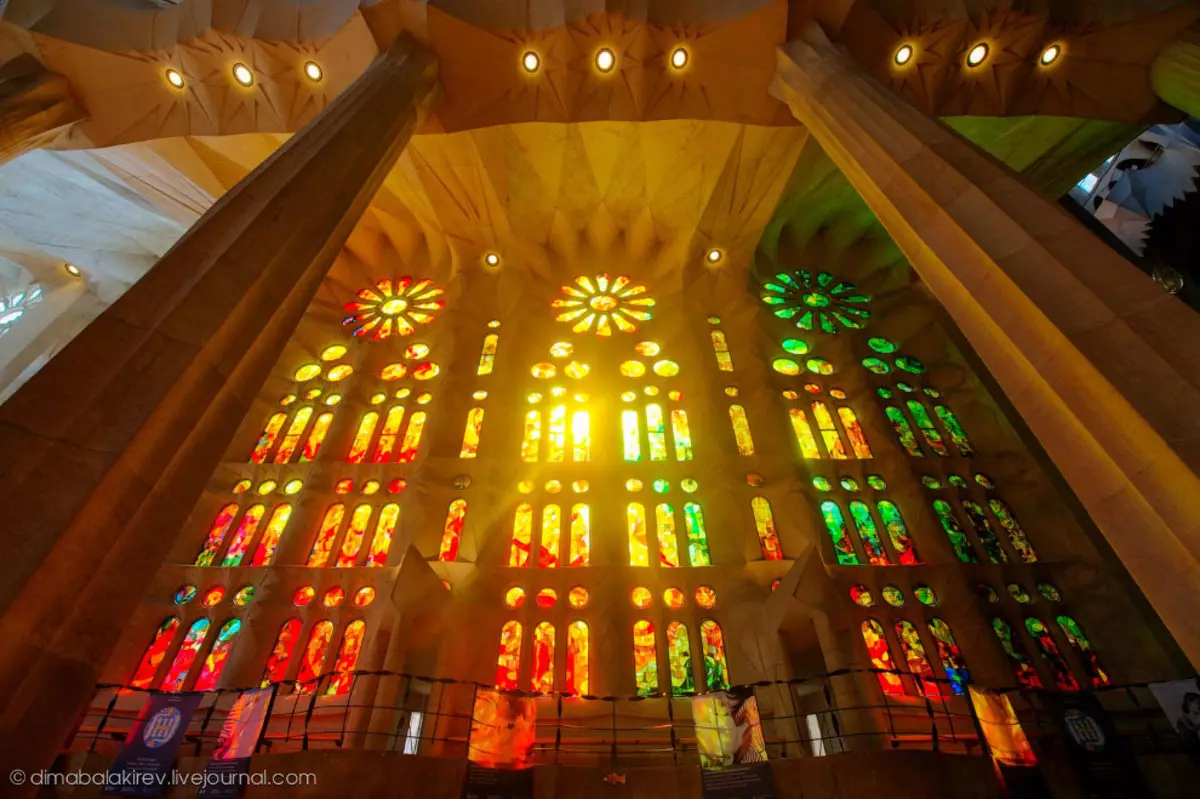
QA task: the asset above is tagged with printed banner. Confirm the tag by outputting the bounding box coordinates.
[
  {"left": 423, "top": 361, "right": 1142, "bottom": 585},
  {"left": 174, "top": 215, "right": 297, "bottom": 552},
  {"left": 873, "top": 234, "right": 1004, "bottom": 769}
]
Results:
[
  {"left": 1149, "top": 678, "right": 1200, "bottom": 760},
  {"left": 692, "top": 687, "right": 768, "bottom": 770},
  {"left": 461, "top": 762, "right": 534, "bottom": 799},
  {"left": 466, "top": 689, "right": 537, "bottom": 769},
  {"left": 197, "top": 685, "right": 277, "bottom": 798},
  {"left": 105, "top": 691, "right": 204, "bottom": 796},
  {"left": 968, "top": 687, "right": 1037, "bottom": 767},
  {"left": 699, "top": 762, "right": 775, "bottom": 799},
  {"left": 1040, "top": 691, "right": 1146, "bottom": 798}
]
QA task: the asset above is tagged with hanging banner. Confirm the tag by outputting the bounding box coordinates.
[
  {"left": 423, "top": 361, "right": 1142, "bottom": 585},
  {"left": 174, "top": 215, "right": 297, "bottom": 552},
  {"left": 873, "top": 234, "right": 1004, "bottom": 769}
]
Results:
[
  {"left": 692, "top": 687, "right": 768, "bottom": 769},
  {"left": 105, "top": 691, "right": 203, "bottom": 797},
  {"left": 1149, "top": 678, "right": 1200, "bottom": 760},
  {"left": 969, "top": 687, "right": 1037, "bottom": 767},
  {"left": 197, "top": 685, "right": 277, "bottom": 798},
  {"left": 461, "top": 762, "right": 534, "bottom": 799},
  {"left": 466, "top": 689, "right": 537, "bottom": 768},
  {"left": 1040, "top": 691, "right": 1146, "bottom": 798}
]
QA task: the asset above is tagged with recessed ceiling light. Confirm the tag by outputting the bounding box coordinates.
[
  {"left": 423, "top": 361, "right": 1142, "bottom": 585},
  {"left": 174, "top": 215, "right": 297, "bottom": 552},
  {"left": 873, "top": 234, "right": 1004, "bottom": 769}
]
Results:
[
  {"left": 304, "top": 61, "right": 323, "bottom": 82},
  {"left": 165, "top": 68, "right": 185, "bottom": 89},
  {"left": 966, "top": 43, "right": 989, "bottom": 67},
  {"left": 596, "top": 48, "right": 616, "bottom": 73},
  {"left": 670, "top": 47, "right": 688, "bottom": 70},
  {"left": 522, "top": 51, "right": 540, "bottom": 73},
  {"left": 484, "top": 252, "right": 501, "bottom": 267},
  {"left": 232, "top": 63, "right": 254, "bottom": 87},
  {"left": 64, "top": 263, "right": 82, "bottom": 277},
  {"left": 705, "top": 248, "right": 723, "bottom": 265},
  {"left": 1040, "top": 44, "right": 1062, "bottom": 65},
  {"left": 894, "top": 44, "right": 914, "bottom": 66}
]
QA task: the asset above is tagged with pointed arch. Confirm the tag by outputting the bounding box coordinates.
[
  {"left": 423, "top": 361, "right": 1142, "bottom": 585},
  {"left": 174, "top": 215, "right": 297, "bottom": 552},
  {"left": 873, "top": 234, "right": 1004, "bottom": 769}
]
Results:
[
  {"left": 820, "top": 501, "right": 859, "bottom": 565},
  {"left": 848, "top": 500, "right": 888, "bottom": 565},
  {"left": 195, "top": 504, "right": 238, "bottom": 567},
  {"left": 366, "top": 504, "right": 399, "bottom": 567},
  {"left": 700, "top": 620, "right": 730, "bottom": 691},
  {"left": 531, "top": 622, "right": 555, "bottom": 694},
  {"left": 300, "top": 412, "right": 334, "bottom": 462},
  {"left": 861, "top": 619, "right": 903, "bottom": 696},
  {"left": 250, "top": 412, "right": 288, "bottom": 463},
  {"left": 927, "top": 618, "right": 970, "bottom": 695},
  {"left": 221, "top": 504, "right": 265, "bottom": 567},
  {"left": 627, "top": 503, "right": 649, "bottom": 566},
  {"left": 326, "top": 621, "right": 367, "bottom": 696},
  {"left": 876, "top": 501, "right": 917, "bottom": 564},
  {"left": 295, "top": 620, "right": 334, "bottom": 695},
  {"left": 539, "top": 505, "right": 561, "bottom": 568},
  {"left": 335, "top": 504, "right": 374, "bottom": 567},
  {"left": 261, "top": 619, "right": 302, "bottom": 687},
  {"left": 347, "top": 411, "right": 379, "bottom": 464},
  {"left": 194, "top": 619, "right": 243, "bottom": 691},
  {"left": 509, "top": 503, "right": 532, "bottom": 567},
  {"left": 307, "top": 504, "right": 345, "bottom": 567},
  {"left": 666, "top": 622, "right": 696, "bottom": 695},
  {"left": 1056, "top": 615, "right": 1110, "bottom": 687},
  {"left": 991, "top": 618, "right": 1043, "bottom": 689},
  {"left": 750, "top": 497, "right": 783, "bottom": 560},
  {"left": 438, "top": 499, "right": 467, "bottom": 562},
  {"left": 250, "top": 504, "right": 293, "bottom": 566},
  {"left": 162, "top": 618, "right": 211, "bottom": 691},
  {"left": 656, "top": 503, "right": 680, "bottom": 567},
  {"left": 1025, "top": 617, "right": 1080, "bottom": 691},
  {"left": 633, "top": 620, "right": 658, "bottom": 696},
  {"left": 274, "top": 407, "right": 314, "bottom": 463},
  {"left": 683, "top": 502, "right": 711, "bottom": 566},
  {"left": 894, "top": 620, "right": 939, "bottom": 697},
  {"left": 566, "top": 621, "right": 589, "bottom": 695},
  {"left": 130, "top": 617, "right": 180, "bottom": 689},
  {"left": 569, "top": 504, "right": 590, "bottom": 567},
  {"left": 495, "top": 620, "right": 522, "bottom": 690}
]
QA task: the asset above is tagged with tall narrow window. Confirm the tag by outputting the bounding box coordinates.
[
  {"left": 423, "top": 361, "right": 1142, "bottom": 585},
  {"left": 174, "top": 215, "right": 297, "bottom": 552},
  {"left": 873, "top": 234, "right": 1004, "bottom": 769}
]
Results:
[
  {"left": 571, "top": 410, "right": 591, "bottom": 462},
  {"left": 883, "top": 407, "right": 922, "bottom": 457},
  {"left": 961, "top": 500, "right": 1006, "bottom": 563},
  {"left": 397, "top": 411, "right": 426, "bottom": 463},
  {"left": 261, "top": 619, "right": 302, "bottom": 687},
  {"left": 300, "top": 412, "right": 334, "bottom": 462},
  {"left": 894, "top": 620, "right": 939, "bottom": 697},
  {"left": 495, "top": 621, "right": 522, "bottom": 690},
  {"left": 906, "top": 400, "right": 948, "bottom": 457},
  {"left": 876, "top": 501, "right": 917, "bottom": 564},
  {"left": 162, "top": 618, "right": 211, "bottom": 691},
  {"left": 250, "top": 412, "right": 287, "bottom": 463},
  {"left": 933, "top": 500, "right": 977, "bottom": 563},
  {"left": 622, "top": 409, "right": 641, "bottom": 461},
  {"left": 789, "top": 409, "right": 821, "bottom": 459},
  {"left": 221, "top": 504, "right": 265, "bottom": 567},
  {"left": 836, "top": 407, "right": 872, "bottom": 458},
  {"left": 934, "top": 405, "right": 973, "bottom": 456},
  {"left": 991, "top": 619, "right": 1043, "bottom": 690},
  {"left": 510, "top": 504, "right": 532, "bottom": 567},
  {"left": 670, "top": 410, "right": 694, "bottom": 461},
  {"left": 195, "top": 504, "right": 238, "bottom": 567},
  {"left": 728, "top": 405, "right": 755, "bottom": 455},
  {"left": 274, "top": 407, "right": 313, "bottom": 463},
  {"left": 326, "top": 621, "right": 366, "bottom": 696},
  {"left": 928, "top": 619, "right": 970, "bottom": 695},
  {"left": 130, "top": 617, "right": 180, "bottom": 689},
  {"left": 1025, "top": 618, "right": 1079, "bottom": 691},
  {"left": 1056, "top": 616, "right": 1109, "bottom": 687},
  {"left": 566, "top": 621, "right": 589, "bottom": 695},
  {"left": 811, "top": 402, "right": 848, "bottom": 459},
  {"left": 861, "top": 619, "right": 903, "bottom": 696},
  {"left": 656, "top": 503, "right": 680, "bottom": 568},
  {"left": 438, "top": 499, "right": 467, "bottom": 562},
  {"left": 296, "top": 620, "right": 334, "bottom": 695},
  {"left": 848, "top": 501, "right": 889, "bottom": 566},
  {"left": 460, "top": 407, "right": 484, "bottom": 458},
  {"left": 347, "top": 412, "right": 379, "bottom": 464},
  {"left": 521, "top": 410, "right": 541, "bottom": 462},
  {"left": 633, "top": 620, "right": 658, "bottom": 696},
  {"left": 547, "top": 405, "right": 566, "bottom": 462},
  {"left": 666, "top": 622, "right": 696, "bottom": 695},
  {"left": 539, "top": 505, "right": 561, "bottom": 568},
  {"left": 710, "top": 330, "right": 733, "bottom": 371},
  {"left": 628, "top": 503, "right": 649, "bottom": 566},
  {"left": 683, "top": 502, "right": 711, "bottom": 567},
  {"left": 820, "top": 501, "right": 859, "bottom": 565},
  {"left": 375, "top": 406, "right": 406, "bottom": 463},
  {"left": 700, "top": 620, "right": 730, "bottom": 691},
  {"left": 477, "top": 333, "right": 499, "bottom": 375},
  {"left": 336, "top": 504, "right": 374, "bottom": 568},
  {"left": 194, "top": 619, "right": 242, "bottom": 691},
  {"left": 531, "top": 622, "right": 555, "bottom": 694},
  {"left": 249, "top": 504, "right": 293, "bottom": 567},
  {"left": 750, "top": 497, "right": 783, "bottom": 560},
  {"left": 307, "top": 504, "right": 345, "bottom": 567},
  {"left": 646, "top": 404, "right": 668, "bottom": 462},
  {"left": 569, "top": 504, "right": 590, "bottom": 567},
  {"left": 366, "top": 503, "right": 399, "bottom": 567},
  {"left": 988, "top": 499, "right": 1037, "bottom": 563}
]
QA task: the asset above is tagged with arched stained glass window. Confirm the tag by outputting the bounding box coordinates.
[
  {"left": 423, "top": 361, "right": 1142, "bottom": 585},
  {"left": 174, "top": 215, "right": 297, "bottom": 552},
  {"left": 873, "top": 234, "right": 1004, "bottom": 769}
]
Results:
[
  {"left": 539, "top": 505, "right": 561, "bottom": 568},
  {"left": 861, "top": 619, "right": 903, "bottom": 696},
  {"left": 300, "top": 412, "right": 334, "bottom": 462},
  {"left": 811, "top": 402, "right": 848, "bottom": 459},
  {"left": 249, "top": 504, "right": 293, "bottom": 567},
  {"left": 194, "top": 619, "right": 242, "bottom": 691},
  {"left": 566, "top": 621, "right": 589, "bottom": 696},
  {"left": 700, "top": 620, "right": 730, "bottom": 691},
  {"left": 221, "top": 504, "right": 266, "bottom": 567},
  {"left": 477, "top": 333, "right": 499, "bottom": 375},
  {"left": 905, "top": 400, "right": 948, "bottom": 457},
  {"left": 750, "top": 497, "right": 783, "bottom": 560},
  {"left": 326, "top": 620, "right": 366, "bottom": 696},
  {"left": 569, "top": 504, "right": 590, "bottom": 567},
  {"left": 656, "top": 503, "right": 680, "bottom": 568},
  {"left": 820, "top": 501, "right": 860, "bottom": 565},
  {"left": 848, "top": 501, "right": 889, "bottom": 566},
  {"left": 1056, "top": 616, "right": 1109, "bottom": 687},
  {"left": 308, "top": 504, "right": 345, "bottom": 567},
  {"left": 572, "top": 410, "right": 591, "bottom": 462},
  {"left": 876, "top": 501, "right": 917, "bottom": 564},
  {"left": 510, "top": 504, "right": 532, "bottom": 567},
  {"left": 788, "top": 409, "right": 821, "bottom": 459},
  {"left": 347, "top": 411, "right": 379, "bottom": 464},
  {"left": 397, "top": 411, "right": 427, "bottom": 463},
  {"left": 684, "top": 502, "right": 711, "bottom": 567},
  {"left": 927, "top": 619, "right": 969, "bottom": 695},
  {"left": 628, "top": 503, "right": 649, "bottom": 566},
  {"left": 894, "top": 620, "right": 939, "bottom": 697},
  {"left": 162, "top": 618, "right": 211, "bottom": 691},
  {"left": 531, "top": 622, "right": 555, "bottom": 694},
  {"left": 261, "top": 619, "right": 302, "bottom": 687},
  {"left": 961, "top": 500, "right": 1006, "bottom": 564},
  {"left": 933, "top": 500, "right": 977, "bottom": 563},
  {"left": 670, "top": 409, "right": 694, "bottom": 461},
  {"left": 250, "top": 412, "right": 288, "bottom": 463},
  {"left": 934, "top": 405, "right": 973, "bottom": 456},
  {"left": 521, "top": 410, "right": 542, "bottom": 462},
  {"left": 711, "top": 330, "right": 733, "bottom": 371},
  {"left": 274, "top": 407, "right": 314, "bottom": 463},
  {"left": 633, "top": 620, "right": 658, "bottom": 696},
  {"left": 646, "top": 404, "right": 668, "bottom": 462},
  {"left": 883, "top": 407, "right": 922, "bottom": 457},
  {"left": 622, "top": 409, "right": 641, "bottom": 461},
  {"left": 496, "top": 620, "right": 522, "bottom": 690},
  {"left": 1025, "top": 618, "right": 1080, "bottom": 691},
  {"left": 366, "top": 504, "right": 399, "bottom": 567},
  {"left": 130, "top": 617, "right": 180, "bottom": 689},
  {"left": 375, "top": 406, "right": 407, "bottom": 463},
  {"left": 836, "top": 407, "right": 872, "bottom": 458},
  {"left": 988, "top": 499, "right": 1037, "bottom": 563},
  {"left": 547, "top": 405, "right": 566, "bottom": 462},
  {"left": 728, "top": 405, "right": 755, "bottom": 456},
  {"left": 666, "top": 622, "right": 696, "bottom": 695},
  {"left": 195, "top": 504, "right": 238, "bottom": 567},
  {"left": 295, "top": 620, "right": 334, "bottom": 695},
  {"left": 991, "top": 618, "right": 1042, "bottom": 690},
  {"left": 438, "top": 499, "right": 467, "bottom": 562},
  {"left": 336, "top": 504, "right": 374, "bottom": 568}
]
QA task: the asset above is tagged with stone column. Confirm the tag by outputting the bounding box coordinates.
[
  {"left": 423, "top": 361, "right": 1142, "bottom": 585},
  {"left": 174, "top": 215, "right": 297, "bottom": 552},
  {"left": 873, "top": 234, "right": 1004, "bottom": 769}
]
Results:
[
  {"left": 772, "top": 26, "right": 1200, "bottom": 667},
  {"left": 0, "top": 54, "right": 83, "bottom": 166},
  {"left": 0, "top": 35, "right": 437, "bottom": 780},
  {"left": 1152, "top": 28, "right": 1200, "bottom": 119}
]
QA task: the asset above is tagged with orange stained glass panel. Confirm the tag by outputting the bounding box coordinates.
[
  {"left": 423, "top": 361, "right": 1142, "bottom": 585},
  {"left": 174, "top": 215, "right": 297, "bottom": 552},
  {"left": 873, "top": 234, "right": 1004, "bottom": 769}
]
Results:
[
  {"left": 296, "top": 620, "right": 334, "bottom": 695},
  {"left": 326, "top": 620, "right": 366, "bottom": 696},
  {"left": 249, "top": 504, "right": 293, "bottom": 566},
  {"left": 521, "top": 410, "right": 541, "bottom": 462},
  {"left": 566, "top": 621, "right": 589, "bottom": 695},
  {"left": 751, "top": 497, "right": 784, "bottom": 560},
  {"left": 250, "top": 412, "right": 287, "bottom": 463},
  {"left": 628, "top": 503, "right": 649, "bottom": 566},
  {"left": 335, "top": 504, "right": 374, "bottom": 568},
  {"left": 477, "top": 333, "right": 499, "bottom": 375},
  {"left": 509, "top": 504, "right": 532, "bottom": 567},
  {"left": 710, "top": 330, "right": 733, "bottom": 372},
  {"left": 633, "top": 620, "right": 658, "bottom": 696},
  {"left": 194, "top": 619, "right": 242, "bottom": 691},
  {"left": 656, "top": 503, "right": 680, "bottom": 568},
  {"left": 495, "top": 620, "right": 522, "bottom": 690},
  {"left": 729, "top": 405, "right": 755, "bottom": 455},
  {"left": 837, "top": 406, "right": 873, "bottom": 459},
  {"left": 347, "top": 411, "right": 379, "bottom": 464},
  {"left": 547, "top": 405, "right": 566, "bottom": 463},
  {"left": 307, "top": 504, "right": 345, "bottom": 567},
  {"left": 366, "top": 503, "right": 399, "bottom": 567},
  {"left": 220, "top": 504, "right": 265, "bottom": 567},
  {"left": 439, "top": 499, "right": 467, "bottom": 561},
  {"left": 569, "top": 504, "right": 590, "bottom": 567},
  {"left": 299, "top": 412, "right": 334, "bottom": 462},
  {"left": 261, "top": 619, "right": 301, "bottom": 687},
  {"left": 130, "top": 617, "right": 180, "bottom": 689},
  {"left": 162, "top": 618, "right": 210, "bottom": 691},
  {"left": 861, "top": 619, "right": 903, "bottom": 696},
  {"left": 539, "top": 505, "right": 561, "bottom": 568},
  {"left": 274, "top": 407, "right": 313, "bottom": 463},
  {"left": 571, "top": 410, "right": 591, "bottom": 462},
  {"left": 811, "top": 402, "right": 848, "bottom": 459},
  {"left": 788, "top": 408, "right": 821, "bottom": 460},
  {"left": 195, "top": 503, "right": 238, "bottom": 567},
  {"left": 531, "top": 622, "right": 556, "bottom": 694},
  {"left": 374, "top": 406, "right": 406, "bottom": 463},
  {"left": 460, "top": 407, "right": 484, "bottom": 458},
  {"left": 397, "top": 411, "right": 427, "bottom": 463}
]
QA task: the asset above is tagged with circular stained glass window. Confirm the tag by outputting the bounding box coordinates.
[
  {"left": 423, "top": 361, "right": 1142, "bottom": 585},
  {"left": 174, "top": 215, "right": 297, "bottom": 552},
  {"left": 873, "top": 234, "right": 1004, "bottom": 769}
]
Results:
[
  {"left": 381, "top": 363, "right": 407, "bottom": 381},
  {"left": 321, "top": 345, "right": 347, "bottom": 361},
  {"left": 405, "top": 344, "right": 430, "bottom": 360},
  {"left": 896, "top": 382, "right": 914, "bottom": 392},
  {"left": 280, "top": 393, "right": 297, "bottom": 406},
  {"left": 850, "top": 585, "right": 873, "bottom": 607},
  {"left": 772, "top": 358, "right": 801, "bottom": 376},
  {"left": 173, "top": 585, "right": 197, "bottom": 605},
  {"left": 653, "top": 479, "right": 670, "bottom": 494},
  {"left": 325, "top": 393, "right": 342, "bottom": 406},
  {"left": 536, "top": 589, "right": 557, "bottom": 609},
  {"left": 923, "top": 387, "right": 942, "bottom": 398},
  {"left": 505, "top": 587, "right": 526, "bottom": 609},
  {"left": 866, "top": 475, "right": 887, "bottom": 491},
  {"left": 388, "top": 478, "right": 407, "bottom": 494},
  {"left": 327, "top": 364, "right": 354, "bottom": 382},
  {"left": 635, "top": 341, "right": 661, "bottom": 357},
  {"left": 200, "top": 587, "right": 223, "bottom": 607},
  {"left": 620, "top": 361, "right": 646, "bottom": 378},
  {"left": 920, "top": 475, "right": 942, "bottom": 490},
  {"left": 806, "top": 358, "right": 834, "bottom": 376},
  {"left": 663, "top": 588, "right": 685, "bottom": 609},
  {"left": 416, "top": 392, "right": 432, "bottom": 404},
  {"left": 876, "top": 387, "right": 893, "bottom": 399},
  {"left": 812, "top": 476, "right": 832, "bottom": 491},
  {"left": 369, "top": 392, "right": 387, "bottom": 405},
  {"left": 572, "top": 480, "right": 589, "bottom": 493},
  {"left": 681, "top": 478, "right": 699, "bottom": 493},
  {"left": 232, "top": 479, "right": 251, "bottom": 494},
  {"left": 781, "top": 338, "right": 809, "bottom": 355},
  {"left": 882, "top": 585, "right": 905, "bottom": 607},
  {"left": 284, "top": 479, "right": 303, "bottom": 495},
  {"left": 668, "top": 390, "right": 683, "bottom": 401},
  {"left": 770, "top": 578, "right": 782, "bottom": 592},
  {"left": 293, "top": 586, "right": 315, "bottom": 606},
  {"left": 233, "top": 586, "right": 256, "bottom": 606},
  {"left": 412, "top": 363, "right": 439, "bottom": 380},
  {"left": 532, "top": 363, "right": 556, "bottom": 379},
  {"left": 565, "top": 361, "right": 590, "bottom": 379},
  {"left": 974, "top": 473, "right": 995, "bottom": 490},
  {"left": 323, "top": 587, "right": 345, "bottom": 608},
  {"left": 644, "top": 386, "right": 659, "bottom": 396},
  {"left": 334, "top": 479, "right": 353, "bottom": 494},
  {"left": 895, "top": 356, "right": 925, "bottom": 374},
  {"left": 840, "top": 477, "right": 859, "bottom": 492},
  {"left": 862, "top": 357, "right": 890, "bottom": 375},
  {"left": 294, "top": 363, "right": 321, "bottom": 382},
  {"left": 829, "top": 388, "right": 846, "bottom": 400},
  {"left": 867, "top": 337, "right": 896, "bottom": 354},
  {"left": 976, "top": 584, "right": 1000, "bottom": 603},
  {"left": 1007, "top": 584, "right": 1031, "bottom": 603},
  {"left": 517, "top": 480, "right": 534, "bottom": 494},
  {"left": 914, "top": 585, "right": 937, "bottom": 606},
  {"left": 549, "top": 341, "right": 573, "bottom": 358},
  {"left": 545, "top": 480, "right": 562, "bottom": 494},
  {"left": 1037, "top": 583, "right": 1062, "bottom": 603},
  {"left": 257, "top": 480, "right": 277, "bottom": 495},
  {"left": 948, "top": 475, "right": 967, "bottom": 489},
  {"left": 632, "top": 587, "right": 652, "bottom": 609},
  {"left": 653, "top": 360, "right": 680, "bottom": 377},
  {"left": 695, "top": 586, "right": 716, "bottom": 609},
  {"left": 354, "top": 587, "right": 376, "bottom": 607},
  {"left": 626, "top": 479, "right": 643, "bottom": 492},
  {"left": 569, "top": 587, "right": 589, "bottom": 609},
  {"left": 362, "top": 479, "right": 381, "bottom": 495},
  {"left": 725, "top": 386, "right": 740, "bottom": 397}
]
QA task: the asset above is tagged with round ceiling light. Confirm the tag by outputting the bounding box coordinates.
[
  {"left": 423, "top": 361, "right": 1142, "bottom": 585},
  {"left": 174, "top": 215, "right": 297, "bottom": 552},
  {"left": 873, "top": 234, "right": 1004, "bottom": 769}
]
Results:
[
  {"left": 670, "top": 47, "right": 688, "bottom": 70},
  {"left": 705, "top": 248, "right": 723, "bottom": 265},
  {"left": 595, "top": 48, "right": 616, "bottom": 73},
  {"left": 1040, "top": 44, "right": 1061, "bottom": 66},
  {"left": 522, "top": 51, "right": 540, "bottom": 73},
  {"left": 232, "top": 63, "right": 254, "bottom": 86},
  {"left": 484, "top": 252, "right": 501, "bottom": 267},
  {"left": 64, "top": 263, "right": 82, "bottom": 277},
  {"left": 966, "top": 43, "right": 989, "bottom": 67},
  {"left": 165, "top": 68, "right": 185, "bottom": 89},
  {"left": 304, "top": 61, "right": 323, "bottom": 82},
  {"left": 894, "top": 44, "right": 914, "bottom": 66}
]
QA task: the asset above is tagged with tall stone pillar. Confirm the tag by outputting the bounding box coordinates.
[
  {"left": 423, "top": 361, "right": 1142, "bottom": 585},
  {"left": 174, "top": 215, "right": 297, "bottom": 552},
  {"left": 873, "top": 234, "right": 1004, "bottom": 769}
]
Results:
[
  {"left": 0, "top": 35, "right": 437, "bottom": 779},
  {"left": 771, "top": 26, "right": 1200, "bottom": 667},
  {"left": 0, "top": 54, "right": 83, "bottom": 166}
]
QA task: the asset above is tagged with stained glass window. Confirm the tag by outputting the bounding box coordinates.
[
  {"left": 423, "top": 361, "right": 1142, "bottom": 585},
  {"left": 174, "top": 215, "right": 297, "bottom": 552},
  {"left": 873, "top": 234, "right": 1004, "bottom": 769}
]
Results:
[
  {"left": 989, "top": 499, "right": 1038, "bottom": 563},
  {"left": 927, "top": 619, "right": 969, "bottom": 695},
  {"left": 728, "top": 405, "right": 755, "bottom": 456},
  {"left": 820, "top": 501, "right": 859, "bottom": 565},
  {"left": 194, "top": 619, "right": 242, "bottom": 691},
  {"left": 342, "top": 276, "right": 445, "bottom": 339},
  {"left": 296, "top": 620, "right": 334, "bottom": 694},
  {"left": 572, "top": 410, "right": 591, "bottom": 462},
  {"left": 370, "top": 406, "right": 405, "bottom": 463},
  {"left": 895, "top": 620, "right": 940, "bottom": 697},
  {"left": 711, "top": 330, "right": 734, "bottom": 371},
  {"left": 366, "top": 503, "right": 399, "bottom": 567},
  {"left": 876, "top": 501, "right": 918, "bottom": 564},
  {"left": 521, "top": 410, "right": 542, "bottom": 462},
  {"left": 788, "top": 409, "right": 821, "bottom": 459},
  {"left": 849, "top": 501, "right": 889, "bottom": 566},
  {"left": 569, "top": 504, "right": 590, "bottom": 567},
  {"left": 961, "top": 500, "right": 1005, "bottom": 563},
  {"left": 991, "top": 618, "right": 1043, "bottom": 690},
  {"left": 656, "top": 503, "right": 680, "bottom": 568},
  {"left": 261, "top": 619, "right": 301, "bottom": 687},
  {"left": 750, "top": 497, "right": 784, "bottom": 560},
  {"left": 1025, "top": 617, "right": 1080, "bottom": 691},
  {"left": 670, "top": 409, "right": 694, "bottom": 461},
  {"left": 684, "top": 502, "right": 711, "bottom": 566},
  {"left": 347, "top": 412, "right": 379, "bottom": 464},
  {"left": 397, "top": 411, "right": 427, "bottom": 463},
  {"left": 221, "top": 504, "right": 266, "bottom": 567},
  {"left": 760, "top": 270, "right": 870, "bottom": 333},
  {"left": 552, "top": 274, "right": 655, "bottom": 336},
  {"left": 195, "top": 504, "right": 238, "bottom": 567},
  {"left": 249, "top": 504, "right": 293, "bottom": 567},
  {"left": 811, "top": 402, "right": 848, "bottom": 459},
  {"left": 336, "top": 504, "right": 373, "bottom": 568},
  {"left": 307, "top": 504, "right": 345, "bottom": 567},
  {"left": 539, "top": 505, "right": 561, "bottom": 568},
  {"left": 1056, "top": 615, "right": 1110, "bottom": 687},
  {"left": 883, "top": 407, "right": 923, "bottom": 457},
  {"left": 326, "top": 620, "right": 366, "bottom": 696},
  {"left": 667, "top": 622, "right": 696, "bottom": 695},
  {"left": 496, "top": 621, "right": 522, "bottom": 690},
  {"left": 130, "top": 617, "right": 180, "bottom": 688},
  {"left": 438, "top": 499, "right": 467, "bottom": 562},
  {"left": 700, "top": 620, "right": 730, "bottom": 691},
  {"left": 162, "top": 618, "right": 210, "bottom": 691},
  {"left": 905, "top": 400, "right": 949, "bottom": 457},
  {"left": 837, "top": 407, "right": 873, "bottom": 458},
  {"left": 477, "top": 333, "right": 499, "bottom": 375},
  {"left": 933, "top": 499, "right": 977, "bottom": 563},
  {"left": 861, "top": 620, "right": 903, "bottom": 695},
  {"left": 547, "top": 405, "right": 566, "bottom": 462},
  {"left": 510, "top": 504, "right": 532, "bottom": 567},
  {"left": 300, "top": 412, "right": 333, "bottom": 462},
  {"left": 633, "top": 620, "right": 658, "bottom": 696},
  {"left": 566, "top": 621, "right": 589, "bottom": 695},
  {"left": 250, "top": 412, "right": 288, "bottom": 463},
  {"left": 622, "top": 409, "right": 641, "bottom": 461},
  {"left": 934, "top": 405, "right": 973, "bottom": 456},
  {"left": 628, "top": 503, "right": 649, "bottom": 566},
  {"left": 273, "top": 407, "right": 313, "bottom": 464},
  {"left": 646, "top": 404, "right": 668, "bottom": 462}
]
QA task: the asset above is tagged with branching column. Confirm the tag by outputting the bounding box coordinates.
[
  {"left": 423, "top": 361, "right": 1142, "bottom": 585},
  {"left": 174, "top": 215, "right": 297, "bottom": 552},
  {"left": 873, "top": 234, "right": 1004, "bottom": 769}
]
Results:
[
  {"left": 0, "top": 54, "right": 83, "bottom": 166},
  {"left": 0, "top": 36, "right": 437, "bottom": 777},
  {"left": 772, "top": 26, "right": 1200, "bottom": 667}
]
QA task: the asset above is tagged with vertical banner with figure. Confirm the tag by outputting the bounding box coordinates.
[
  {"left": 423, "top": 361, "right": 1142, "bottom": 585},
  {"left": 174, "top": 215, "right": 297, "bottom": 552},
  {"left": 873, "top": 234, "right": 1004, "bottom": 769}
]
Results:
[
  {"left": 197, "top": 686, "right": 277, "bottom": 798},
  {"left": 1149, "top": 678, "right": 1200, "bottom": 760},
  {"left": 1040, "top": 691, "right": 1146, "bottom": 798},
  {"left": 105, "top": 692, "right": 204, "bottom": 796},
  {"left": 462, "top": 689, "right": 536, "bottom": 799},
  {"left": 692, "top": 688, "right": 774, "bottom": 799}
]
